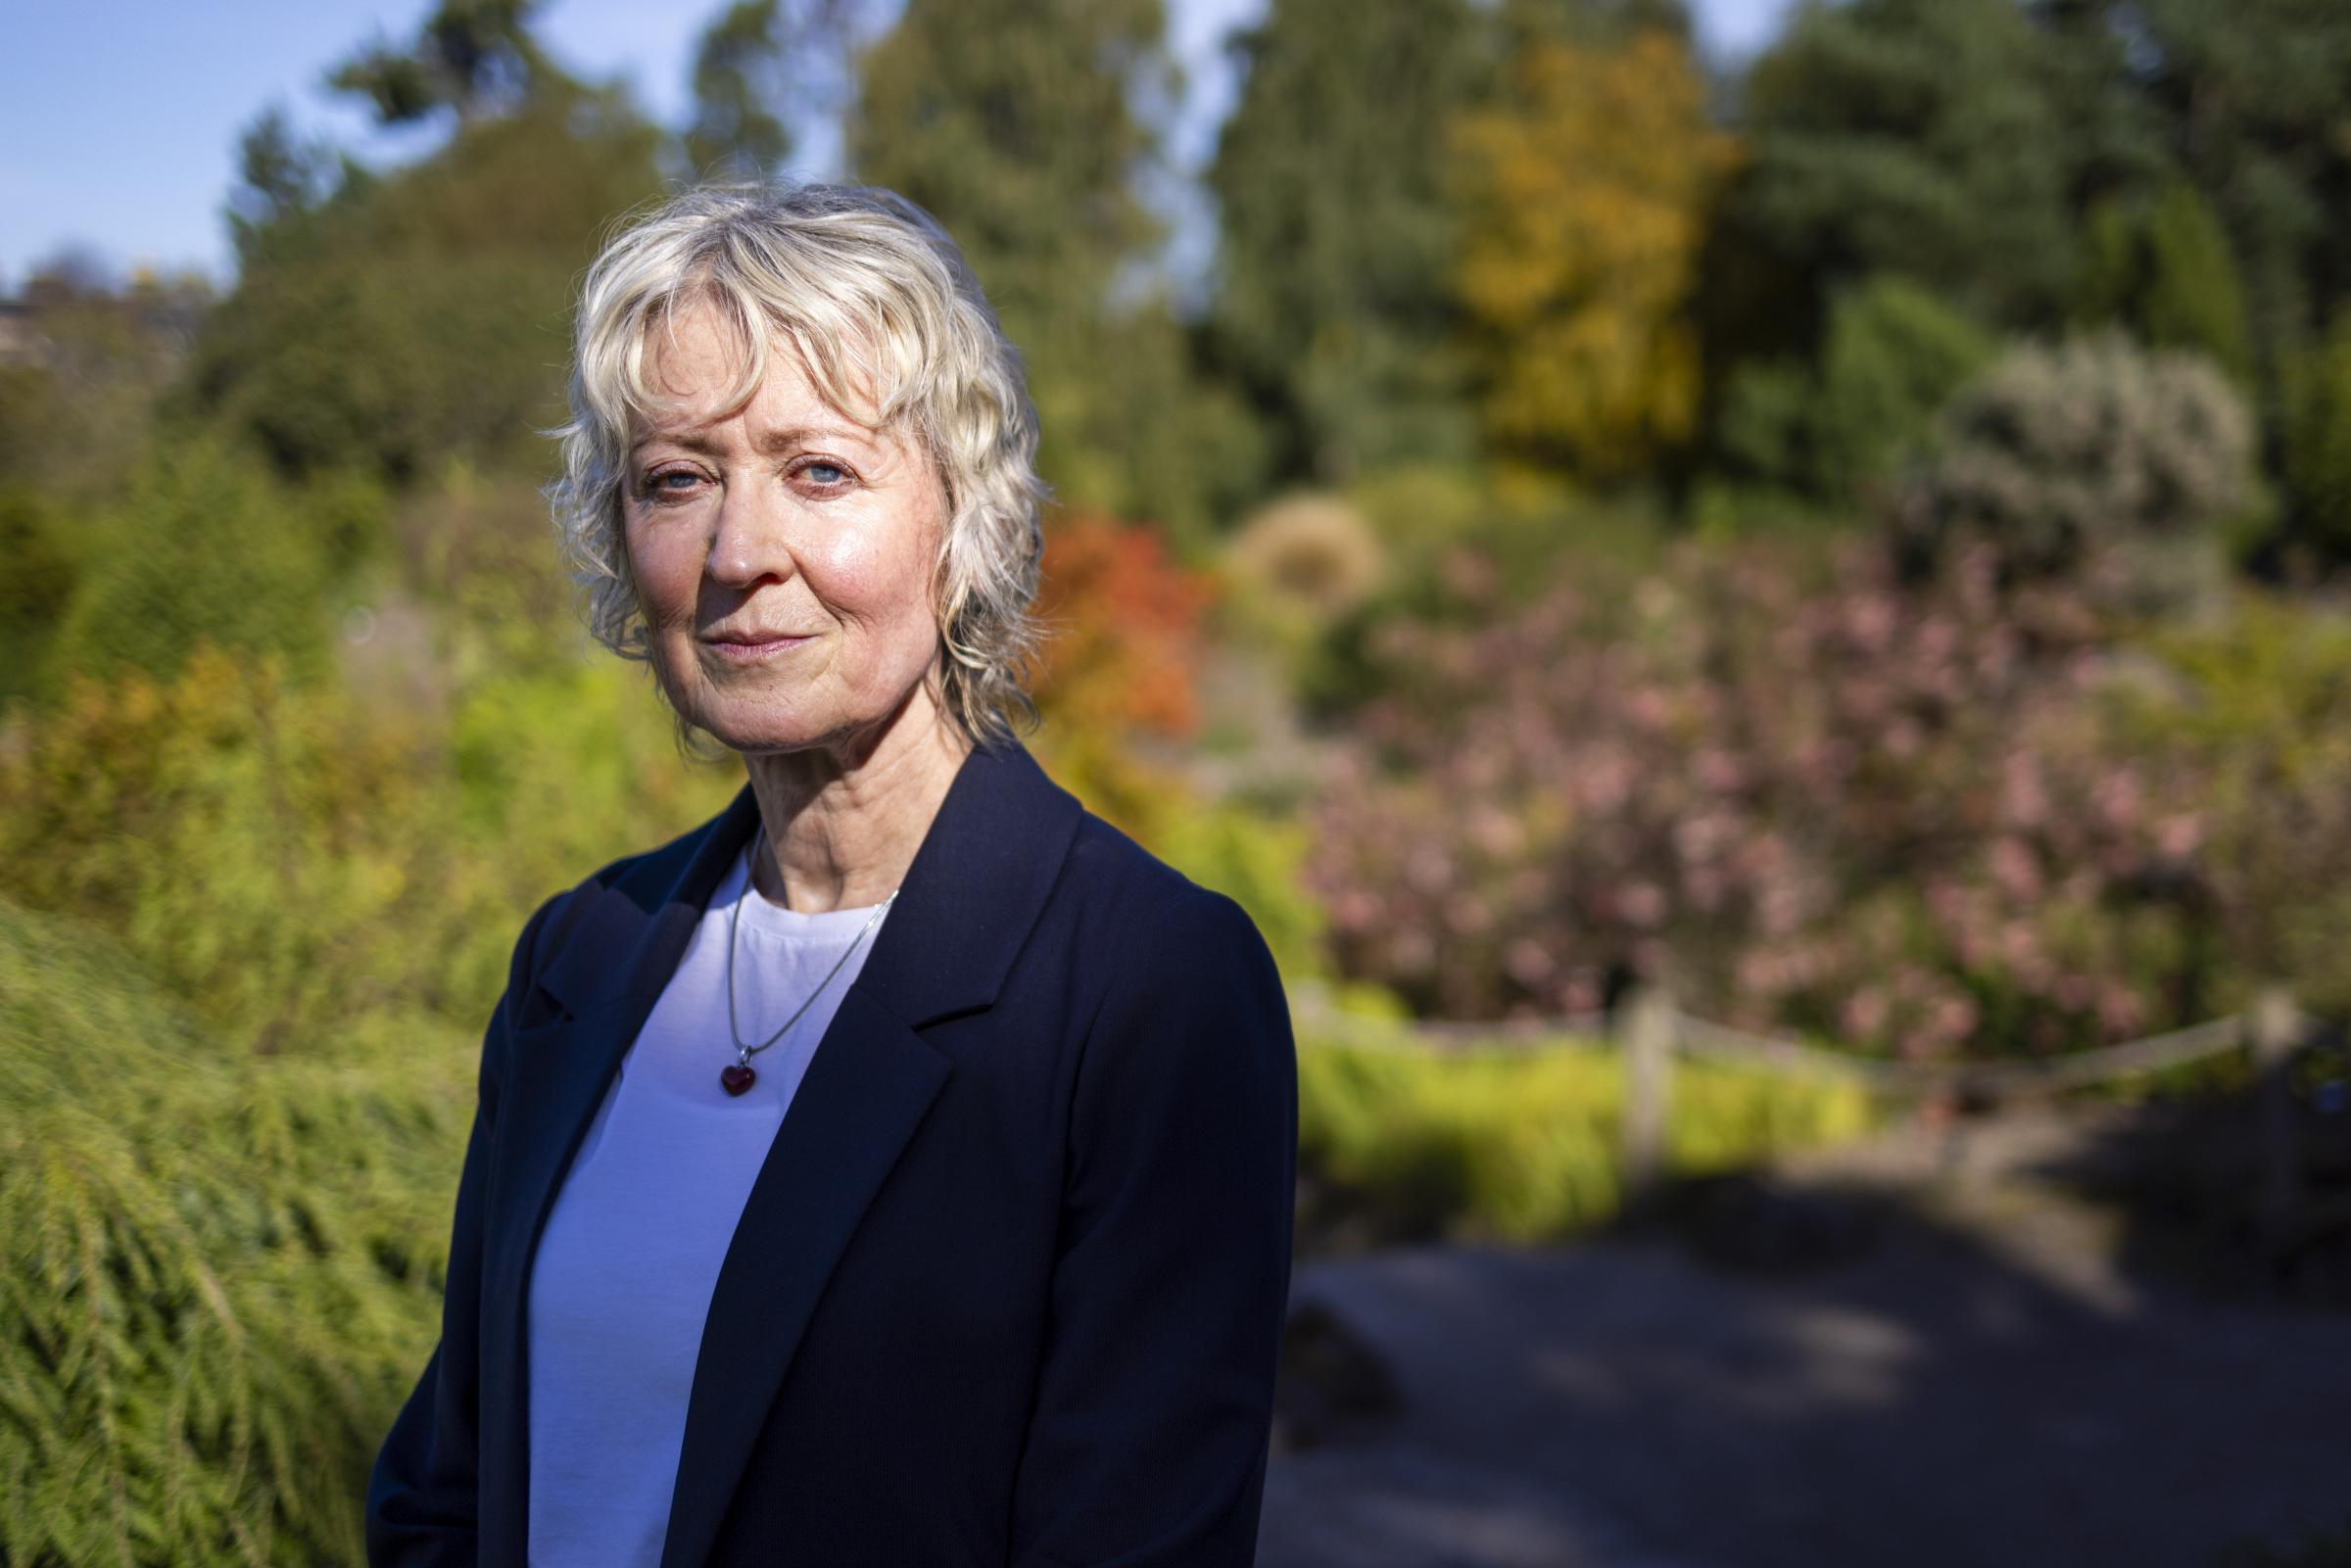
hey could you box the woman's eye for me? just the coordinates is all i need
[646,469,702,499]
[795,459,852,489]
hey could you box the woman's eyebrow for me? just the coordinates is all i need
[752,423,878,453]
[633,424,877,455]
[633,428,722,454]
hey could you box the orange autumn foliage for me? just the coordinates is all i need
[1031,512,1214,738]
[1027,513,1216,838]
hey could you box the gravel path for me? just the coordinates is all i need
[1257,1111,2351,1568]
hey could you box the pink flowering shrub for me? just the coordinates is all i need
[1306,532,2350,1060]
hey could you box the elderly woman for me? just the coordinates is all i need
[364,182,1297,1568]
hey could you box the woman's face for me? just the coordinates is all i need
[623,298,949,758]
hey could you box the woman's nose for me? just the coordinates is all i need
[704,477,800,590]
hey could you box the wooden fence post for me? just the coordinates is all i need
[1620,983,1676,1198]
[2251,985,2302,1252]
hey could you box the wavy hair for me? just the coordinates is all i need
[547,181,1047,748]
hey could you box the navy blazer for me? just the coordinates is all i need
[365,740,1298,1568]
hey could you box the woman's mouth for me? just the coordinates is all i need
[703,634,816,663]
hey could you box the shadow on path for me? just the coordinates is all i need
[1260,1117,2351,1568]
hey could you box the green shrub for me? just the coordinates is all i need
[1297,1029,1873,1246]
[2076,183,2253,385]
[0,896,472,1566]
[0,487,77,708]
[2103,594,2351,1021]
[0,643,733,1052]
[1719,274,1997,506]
[1901,330,2257,616]
[38,440,373,695]
[2283,309,2351,564]
[178,91,666,482]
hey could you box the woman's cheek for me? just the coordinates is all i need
[809,525,921,621]
[627,525,705,629]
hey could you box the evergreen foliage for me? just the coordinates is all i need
[1728,0,2103,331]
[2283,309,2351,562]
[1719,274,1997,503]
[852,0,1169,320]
[850,0,1235,531]
[329,0,556,126]
[0,489,76,708]
[37,439,377,695]
[16,1,2351,1550]
[0,896,470,1567]
[1205,0,1487,484]
[683,0,793,179]
[2077,182,2254,384]
[2112,0,2351,393]
[178,91,665,482]
[225,108,347,269]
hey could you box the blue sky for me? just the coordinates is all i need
[0,0,1796,289]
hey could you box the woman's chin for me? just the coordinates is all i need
[667,659,941,762]
[696,712,839,757]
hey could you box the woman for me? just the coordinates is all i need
[365,182,1297,1568]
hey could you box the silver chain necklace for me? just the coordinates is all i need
[718,823,897,1097]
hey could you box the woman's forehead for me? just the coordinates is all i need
[634,301,893,444]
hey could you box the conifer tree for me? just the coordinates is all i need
[2285,309,2351,562]
[328,0,556,126]
[182,92,666,480]
[686,0,795,179]
[2110,0,2351,386]
[2077,182,2253,384]
[852,0,1167,343]
[851,0,1228,531]
[1205,0,1487,484]
[682,0,869,182]
[225,106,341,265]
[1728,0,2094,332]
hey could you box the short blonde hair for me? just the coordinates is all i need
[548,181,1047,747]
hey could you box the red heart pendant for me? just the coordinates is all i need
[719,1063,757,1097]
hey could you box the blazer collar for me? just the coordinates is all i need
[480,739,1083,1568]
[531,737,1084,1029]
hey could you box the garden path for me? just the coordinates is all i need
[1257,1107,2351,1568]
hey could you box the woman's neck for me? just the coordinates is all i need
[739,686,974,914]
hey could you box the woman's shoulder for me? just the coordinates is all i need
[505,800,741,988]
[1049,809,1294,1110]
[1054,807,1276,983]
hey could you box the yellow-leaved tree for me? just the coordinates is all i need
[1452,29,1737,477]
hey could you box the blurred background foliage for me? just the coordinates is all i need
[6,0,2351,1558]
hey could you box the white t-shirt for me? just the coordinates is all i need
[525,839,891,1568]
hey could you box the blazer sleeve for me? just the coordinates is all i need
[364,889,561,1568]
[1008,886,1299,1568]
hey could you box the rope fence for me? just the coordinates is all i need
[1293,983,2295,1095]
[1668,1008,2252,1095]
[1293,978,2324,1246]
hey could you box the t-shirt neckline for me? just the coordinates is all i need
[724,834,894,944]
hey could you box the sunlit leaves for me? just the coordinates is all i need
[1452,30,1736,475]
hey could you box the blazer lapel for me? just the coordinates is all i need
[477,782,764,1568]
[656,741,1084,1568]
[653,987,951,1568]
